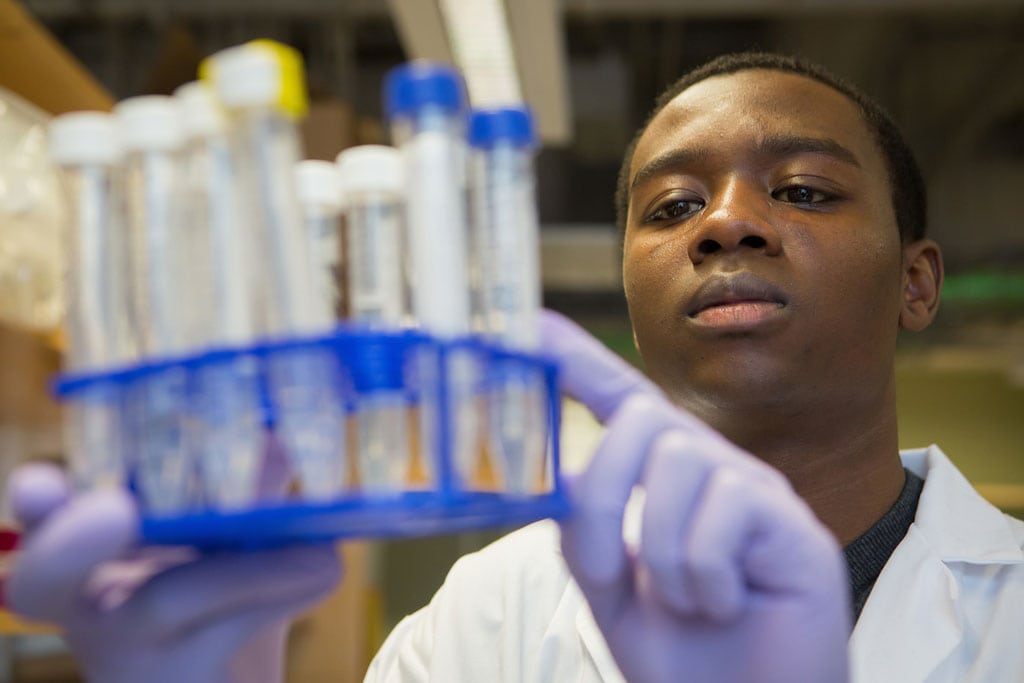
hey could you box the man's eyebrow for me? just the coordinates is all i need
[629,134,861,193]
[629,148,710,192]
[757,134,861,168]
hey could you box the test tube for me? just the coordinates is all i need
[202,41,330,334]
[468,107,548,495]
[175,81,256,347]
[48,112,134,491]
[115,95,195,514]
[385,62,480,490]
[175,81,265,510]
[204,41,346,501]
[293,160,344,319]
[336,145,411,493]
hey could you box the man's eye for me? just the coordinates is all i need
[774,185,830,204]
[648,198,703,222]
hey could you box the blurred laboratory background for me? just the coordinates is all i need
[0,0,1021,680]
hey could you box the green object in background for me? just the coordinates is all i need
[593,328,642,366]
[942,271,1024,303]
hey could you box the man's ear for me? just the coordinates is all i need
[899,239,943,331]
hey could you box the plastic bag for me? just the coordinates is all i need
[0,87,64,331]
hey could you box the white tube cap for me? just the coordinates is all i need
[335,145,403,198]
[174,81,229,138]
[294,160,343,214]
[114,95,184,151]
[206,44,281,111]
[48,111,121,165]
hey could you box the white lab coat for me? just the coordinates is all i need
[366,446,1024,682]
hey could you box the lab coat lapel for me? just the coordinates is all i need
[848,524,962,682]
[851,445,1024,681]
[903,446,1024,564]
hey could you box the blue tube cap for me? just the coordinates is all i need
[468,107,536,148]
[385,62,465,119]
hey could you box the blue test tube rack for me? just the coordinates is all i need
[53,328,568,550]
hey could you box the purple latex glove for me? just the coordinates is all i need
[542,310,851,683]
[5,463,340,683]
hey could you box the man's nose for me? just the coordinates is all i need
[687,180,782,265]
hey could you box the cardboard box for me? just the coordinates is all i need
[301,99,357,161]
[0,324,61,430]
[0,0,114,114]
[287,543,372,683]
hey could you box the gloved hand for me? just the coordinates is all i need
[542,310,851,683]
[5,463,341,683]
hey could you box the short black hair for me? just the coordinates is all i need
[615,52,927,245]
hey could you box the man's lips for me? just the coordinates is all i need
[686,273,789,326]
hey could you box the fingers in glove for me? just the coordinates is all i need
[185,593,326,683]
[122,543,341,638]
[636,430,716,616]
[8,488,138,621]
[636,426,821,623]
[256,432,291,500]
[560,393,694,621]
[679,470,828,622]
[539,309,663,423]
[739,487,847,600]
[7,463,72,532]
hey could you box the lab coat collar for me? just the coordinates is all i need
[848,523,963,682]
[902,445,1023,564]
[850,445,1024,682]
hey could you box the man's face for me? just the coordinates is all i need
[623,69,905,424]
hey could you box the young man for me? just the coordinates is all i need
[364,53,1023,681]
[6,53,1023,682]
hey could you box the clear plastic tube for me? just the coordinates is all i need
[346,195,406,326]
[192,356,264,510]
[122,148,189,355]
[117,96,196,515]
[294,159,344,320]
[386,65,479,490]
[353,392,409,493]
[469,108,547,496]
[348,188,410,491]
[49,112,134,491]
[396,116,471,337]
[306,206,343,319]
[471,144,541,347]
[206,43,345,501]
[338,145,412,493]
[236,111,331,333]
[177,83,256,347]
[177,82,264,510]
[61,165,135,369]
[485,368,548,494]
